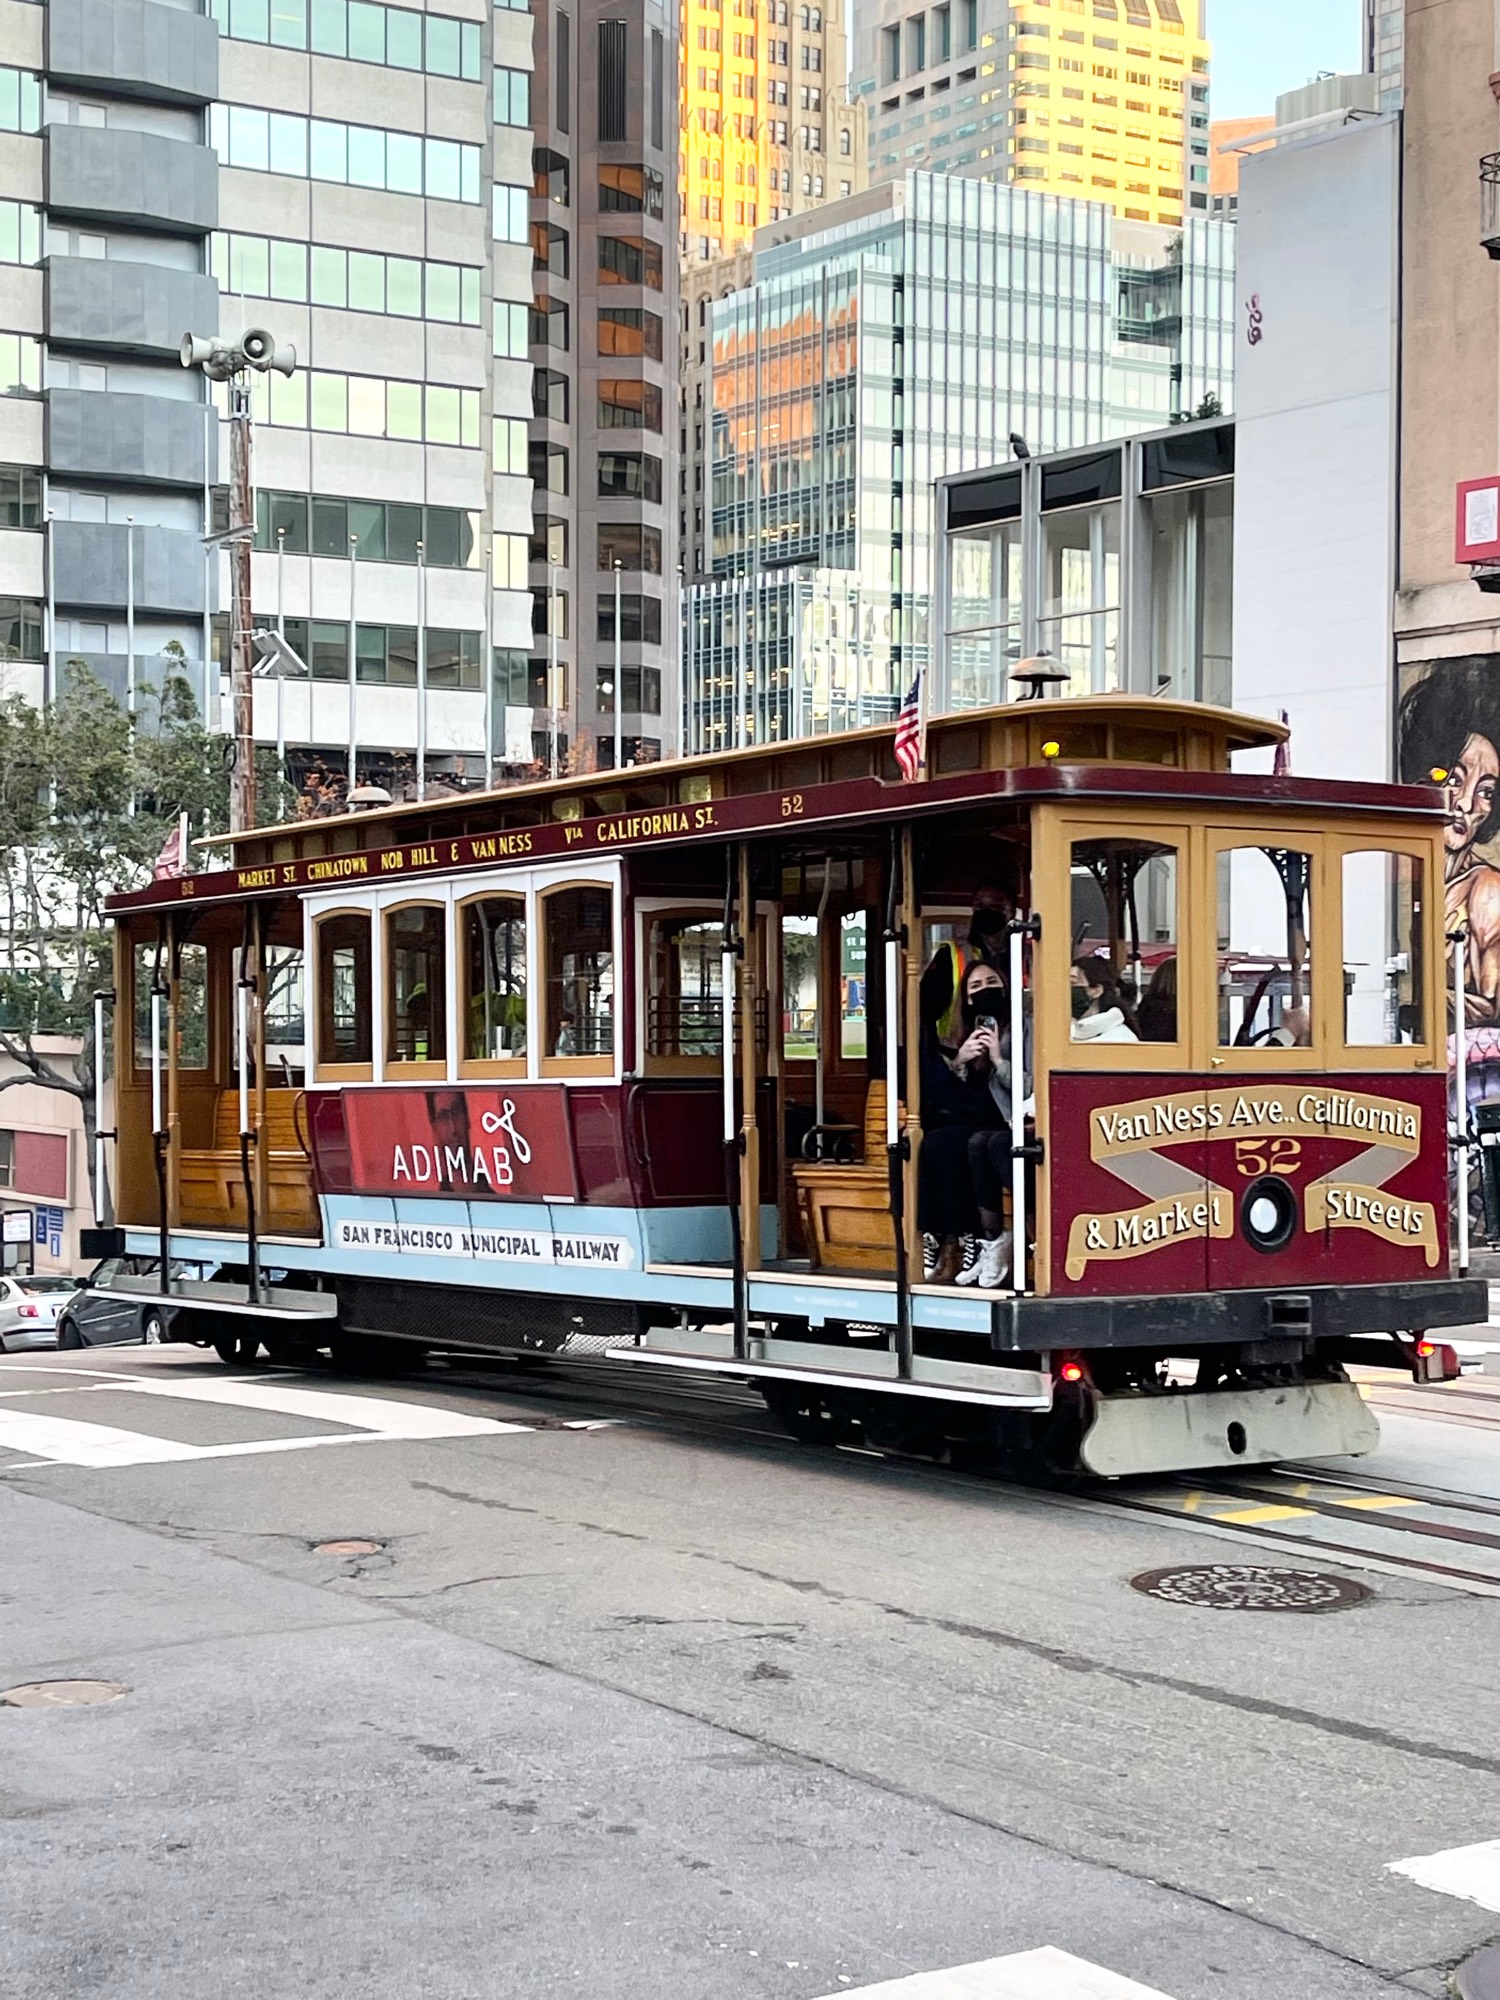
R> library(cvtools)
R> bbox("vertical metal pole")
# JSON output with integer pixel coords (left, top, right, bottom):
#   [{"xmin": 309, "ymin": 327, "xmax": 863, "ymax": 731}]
[
  {"xmin": 151, "ymin": 950, "xmax": 169, "ymax": 1293},
  {"xmin": 1456, "ymin": 934, "xmax": 1471, "ymax": 1277},
  {"xmin": 548, "ymin": 561, "xmax": 560, "ymax": 778},
  {"xmin": 1009, "ymin": 919, "xmax": 1029, "ymax": 1298},
  {"xmin": 347, "ymin": 533, "xmax": 358, "ymax": 791},
  {"xmin": 416, "ymin": 537, "xmax": 427, "ymax": 800},
  {"xmin": 275, "ymin": 526, "xmax": 287, "ymax": 803},
  {"xmin": 93, "ymin": 988, "xmax": 110, "ymax": 1225},
  {"xmin": 125, "ymin": 513, "xmax": 136, "ymax": 724},
  {"xmin": 613, "ymin": 558, "xmax": 623, "ymax": 772},
  {"xmin": 884, "ymin": 828, "xmax": 912, "ymax": 1378},
  {"xmin": 43, "ymin": 503, "xmax": 55, "ymax": 711},
  {"xmin": 238, "ymin": 907, "xmax": 261, "ymax": 1306},
  {"xmin": 229, "ymin": 381, "xmax": 256, "ymax": 832},
  {"xmin": 722, "ymin": 845, "xmax": 748, "ymax": 1360}
]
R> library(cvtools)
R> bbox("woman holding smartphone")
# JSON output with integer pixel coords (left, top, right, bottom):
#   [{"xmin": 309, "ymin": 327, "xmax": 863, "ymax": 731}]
[{"xmin": 918, "ymin": 959, "xmax": 1018, "ymax": 1290}]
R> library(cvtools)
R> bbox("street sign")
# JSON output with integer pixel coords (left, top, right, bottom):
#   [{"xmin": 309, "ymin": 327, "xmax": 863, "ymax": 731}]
[{"xmin": 1, "ymin": 1209, "xmax": 33, "ymax": 1244}]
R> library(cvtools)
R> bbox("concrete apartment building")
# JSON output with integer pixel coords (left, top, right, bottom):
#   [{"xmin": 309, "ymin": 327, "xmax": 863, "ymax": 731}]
[
  {"xmin": 1367, "ymin": 0, "xmax": 1405, "ymax": 108},
  {"xmin": 851, "ymin": 0, "xmax": 1211, "ymax": 228},
  {"xmin": 0, "ymin": 0, "xmax": 678, "ymax": 794}
]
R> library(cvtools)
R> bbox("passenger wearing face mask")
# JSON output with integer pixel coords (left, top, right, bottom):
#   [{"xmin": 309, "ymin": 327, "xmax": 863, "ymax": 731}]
[
  {"xmin": 1070, "ymin": 956, "xmax": 1139, "ymax": 1042},
  {"xmin": 919, "ymin": 960, "xmax": 1018, "ymax": 1290},
  {"xmin": 919, "ymin": 881, "xmax": 1016, "ymax": 1053}
]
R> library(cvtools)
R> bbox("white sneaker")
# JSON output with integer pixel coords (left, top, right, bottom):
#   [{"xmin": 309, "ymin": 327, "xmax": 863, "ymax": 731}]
[
  {"xmin": 974, "ymin": 1232, "xmax": 1012, "ymax": 1291},
  {"xmin": 922, "ymin": 1233, "xmax": 940, "ymax": 1281},
  {"xmin": 952, "ymin": 1235, "xmax": 982, "ymax": 1286}
]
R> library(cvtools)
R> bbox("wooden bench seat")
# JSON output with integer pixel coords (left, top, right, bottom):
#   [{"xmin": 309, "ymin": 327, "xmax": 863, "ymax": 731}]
[
  {"xmin": 178, "ymin": 1090, "xmax": 319, "ymax": 1237},
  {"xmin": 790, "ymin": 1080, "xmax": 899, "ymax": 1275}
]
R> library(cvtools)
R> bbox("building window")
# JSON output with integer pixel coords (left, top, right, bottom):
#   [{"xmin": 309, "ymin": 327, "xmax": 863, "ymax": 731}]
[
  {"xmin": 493, "ymin": 532, "xmax": 528, "ymax": 589},
  {"xmin": 529, "ymin": 443, "xmax": 569, "ymax": 495},
  {"xmin": 208, "ymin": 0, "xmax": 481, "ymax": 76},
  {"xmin": 209, "ymin": 104, "xmax": 480, "ymax": 201},
  {"xmin": 0, "ymin": 69, "xmax": 42, "ymax": 134},
  {"xmin": 651, "ymin": 27, "xmax": 665, "ymax": 148},
  {"xmin": 597, "ymin": 593, "xmax": 662, "ymax": 644},
  {"xmin": 0, "ymin": 334, "xmax": 42, "ymax": 397},
  {"xmin": 212, "ymin": 232, "xmax": 481, "ymax": 324},
  {"xmin": 599, "ymin": 236, "xmax": 664, "ymax": 288},
  {"xmin": 240, "ymin": 368, "xmax": 479, "ymax": 447},
  {"xmin": 599, "ymin": 19, "xmax": 629, "ymax": 140},
  {"xmin": 600, "ymin": 165, "xmax": 665, "ymax": 217},
  {"xmin": 0, "ymin": 596, "xmax": 42, "ymax": 662},
  {"xmin": 596, "ymin": 665, "xmax": 662, "ymax": 714},
  {"xmin": 598, "ymin": 380, "xmax": 663, "ymax": 431},
  {"xmin": 556, "ymin": 10, "xmax": 570, "ymax": 131},
  {"xmin": 0, "ymin": 466, "xmax": 41, "ymax": 530},
  {"xmin": 494, "ymin": 416, "xmax": 529, "ymax": 477},
  {"xmin": 0, "ymin": 201, "xmax": 42, "ymax": 266},
  {"xmin": 530, "ymin": 297, "xmax": 569, "ymax": 349},
  {"xmin": 598, "ymin": 305, "xmax": 664, "ymax": 360},
  {"xmin": 598, "ymin": 451, "xmax": 663, "ymax": 502},
  {"xmin": 532, "ymin": 368, "xmax": 568, "ymax": 422},
  {"xmin": 494, "ymin": 66, "xmax": 530, "ymax": 126},
  {"xmin": 254, "ymin": 491, "xmax": 478, "ymax": 567},
  {"xmin": 597, "ymin": 524, "xmax": 663, "ymax": 572},
  {"xmin": 493, "ymin": 300, "xmax": 529, "ymax": 359}
]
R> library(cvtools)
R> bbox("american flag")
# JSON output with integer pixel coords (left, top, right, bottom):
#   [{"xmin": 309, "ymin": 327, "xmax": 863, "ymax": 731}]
[{"xmin": 893, "ymin": 673, "xmax": 923, "ymax": 781}]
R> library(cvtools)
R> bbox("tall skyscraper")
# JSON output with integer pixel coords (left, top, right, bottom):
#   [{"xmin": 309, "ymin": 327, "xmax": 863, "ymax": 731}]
[
  {"xmin": 683, "ymin": 172, "xmax": 1234, "ymax": 750},
  {"xmin": 1365, "ymin": 0, "xmax": 1405, "ymax": 109},
  {"xmin": 852, "ymin": 0, "xmax": 1211, "ymax": 229},
  {"xmin": 679, "ymin": 0, "xmax": 867, "ymax": 265},
  {"xmin": 529, "ymin": 0, "xmax": 680, "ymax": 766}
]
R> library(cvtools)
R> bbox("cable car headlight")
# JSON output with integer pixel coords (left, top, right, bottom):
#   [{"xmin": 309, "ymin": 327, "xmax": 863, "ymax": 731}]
[{"xmin": 1241, "ymin": 1175, "xmax": 1297, "ymax": 1254}]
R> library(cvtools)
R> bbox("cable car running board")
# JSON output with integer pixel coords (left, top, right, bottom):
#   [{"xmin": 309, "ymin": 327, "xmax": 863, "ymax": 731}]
[
  {"xmin": 610, "ymin": 1328, "xmax": 1050, "ymax": 1408},
  {"xmin": 90, "ymin": 1277, "xmax": 338, "ymax": 1321}
]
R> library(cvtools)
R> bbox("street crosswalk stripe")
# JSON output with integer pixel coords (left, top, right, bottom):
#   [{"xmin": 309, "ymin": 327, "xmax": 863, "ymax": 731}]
[
  {"xmin": 811, "ymin": 1947, "xmax": 1176, "ymax": 1998},
  {"xmin": 109, "ymin": 1375, "xmax": 532, "ymax": 1438},
  {"xmin": 1388, "ymin": 1839, "xmax": 1500, "ymax": 1913},
  {"xmin": 0, "ymin": 1409, "xmax": 204, "ymax": 1468}
]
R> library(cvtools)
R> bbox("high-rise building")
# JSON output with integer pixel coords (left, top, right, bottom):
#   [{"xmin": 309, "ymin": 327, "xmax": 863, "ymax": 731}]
[
  {"xmin": 0, "ymin": 0, "xmax": 679, "ymax": 799},
  {"xmin": 678, "ymin": 0, "xmax": 866, "ymax": 266},
  {"xmin": 852, "ymin": 0, "xmax": 1211, "ymax": 227},
  {"xmin": 529, "ymin": 0, "xmax": 680, "ymax": 767},
  {"xmin": 1365, "ymin": 0, "xmax": 1405, "ymax": 110},
  {"xmin": 682, "ymin": 172, "xmax": 1233, "ymax": 750},
  {"xmin": 1206, "ymin": 115, "xmax": 1272, "ymax": 219}
]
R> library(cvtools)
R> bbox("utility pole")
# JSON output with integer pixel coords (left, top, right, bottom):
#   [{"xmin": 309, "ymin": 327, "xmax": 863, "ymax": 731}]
[{"xmin": 181, "ymin": 327, "xmax": 297, "ymax": 834}]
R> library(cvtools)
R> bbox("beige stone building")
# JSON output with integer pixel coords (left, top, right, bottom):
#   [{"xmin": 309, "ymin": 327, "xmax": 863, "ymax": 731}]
[{"xmin": 0, "ymin": 1036, "xmax": 92, "ymax": 1276}]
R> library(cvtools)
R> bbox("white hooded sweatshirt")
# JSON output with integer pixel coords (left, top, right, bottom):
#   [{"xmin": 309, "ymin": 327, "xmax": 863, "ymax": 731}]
[{"xmin": 1071, "ymin": 1007, "xmax": 1138, "ymax": 1044}]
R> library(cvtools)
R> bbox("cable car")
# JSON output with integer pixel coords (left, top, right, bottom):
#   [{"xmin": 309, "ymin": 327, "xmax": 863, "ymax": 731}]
[{"xmin": 92, "ymin": 694, "xmax": 1483, "ymax": 1476}]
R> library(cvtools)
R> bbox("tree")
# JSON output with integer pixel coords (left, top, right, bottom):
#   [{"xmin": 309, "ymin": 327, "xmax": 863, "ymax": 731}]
[{"xmin": 0, "ymin": 660, "xmax": 231, "ymax": 1218}]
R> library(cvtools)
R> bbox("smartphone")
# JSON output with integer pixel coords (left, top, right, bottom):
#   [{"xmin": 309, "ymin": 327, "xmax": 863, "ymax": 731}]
[{"xmin": 975, "ymin": 1014, "xmax": 998, "ymax": 1037}]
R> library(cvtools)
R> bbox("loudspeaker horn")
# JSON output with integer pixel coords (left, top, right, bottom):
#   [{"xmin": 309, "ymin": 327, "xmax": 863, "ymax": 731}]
[{"xmin": 241, "ymin": 327, "xmax": 297, "ymax": 376}]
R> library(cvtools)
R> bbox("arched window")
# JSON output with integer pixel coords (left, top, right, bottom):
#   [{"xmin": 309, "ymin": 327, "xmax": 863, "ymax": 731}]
[
  {"xmin": 315, "ymin": 911, "xmax": 372, "ymax": 1076},
  {"xmin": 459, "ymin": 893, "xmax": 528, "ymax": 1075},
  {"xmin": 541, "ymin": 882, "xmax": 615, "ymax": 1072},
  {"xmin": 385, "ymin": 904, "xmax": 447, "ymax": 1070}
]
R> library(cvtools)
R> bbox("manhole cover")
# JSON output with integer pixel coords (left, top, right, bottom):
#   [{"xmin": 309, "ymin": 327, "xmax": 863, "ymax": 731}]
[
  {"xmin": 1456, "ymin": 1942, "xmax": 1500, "ymax": 2000},
  {"xmin": 1129, "ymin": 1564, "xmax": 1371, "ymax": 1612},
  {"xmin": 313, "ymin": 1539, "xmax": 383, "ymax": 1557},
  {"xmin": 1, "ymin": 1680, "xmax": 129, "ymax": 1707}
]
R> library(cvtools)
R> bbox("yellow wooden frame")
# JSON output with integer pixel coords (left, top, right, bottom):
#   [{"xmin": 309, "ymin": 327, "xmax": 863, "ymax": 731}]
[
  {"xmin": 537, "ymin": 878, "xmax": 617, "ymax": 1079},
  {"xmin": 1327, "ymin": 829, "xmax": 1444, "ymax": 1074},
  {"xmin": 637, "ymin": 901, "xmax": 726, "ymax": 1079},
  {"xmin": 382, "ymin": 899, "xmax": 449, "ymax": 1081},
  {"xmin": 455, "ymin": 889, "xmax": 528, "ymax": 1082},
  {"xmin": 311, "ymin": 906, "xmax": 374, "ymax": 1084},
  {"xmin": 1199, "ymin": 823, "xmax": 1331, "ymax": 1074}
]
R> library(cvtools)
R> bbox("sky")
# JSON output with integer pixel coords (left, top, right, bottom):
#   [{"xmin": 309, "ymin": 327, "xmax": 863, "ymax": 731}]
[{"xmin": 1208, "ymin": 0, "xmax": 1364, "ymax": 120}]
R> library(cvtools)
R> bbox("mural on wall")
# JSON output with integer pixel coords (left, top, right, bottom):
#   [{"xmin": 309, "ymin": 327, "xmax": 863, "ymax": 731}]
[{"xmin": 1397, "ymin": 657, "xmax": 1500, "ymax": 1216}]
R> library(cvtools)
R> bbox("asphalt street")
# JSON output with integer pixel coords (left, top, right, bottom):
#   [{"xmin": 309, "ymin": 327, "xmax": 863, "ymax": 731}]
[{"xmin": 2, "ymin": 1344, "xmax": 1498, "ymax": 2000}]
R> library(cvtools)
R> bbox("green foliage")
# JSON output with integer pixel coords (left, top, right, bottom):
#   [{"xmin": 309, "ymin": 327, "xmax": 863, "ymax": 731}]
[{"xmin": 0, "ymin": 659, "xmax": 230, "ymax": 1039}]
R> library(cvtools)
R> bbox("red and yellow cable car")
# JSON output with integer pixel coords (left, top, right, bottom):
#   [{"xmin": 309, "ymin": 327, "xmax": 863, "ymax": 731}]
[{"xmin": 94, "ymin": 694, "xmax": 1482, "ymax": 1476}]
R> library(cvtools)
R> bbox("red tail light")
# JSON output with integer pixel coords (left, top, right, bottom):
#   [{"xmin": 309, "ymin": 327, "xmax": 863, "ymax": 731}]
[
  {"xmin": 15, "ymin": 1304, "xmax": 38, "ymax": 1319},
  {"xmin": 1058, "ymin": 1357, "xmax": 1085, "ymax": 1384},
  {"xmin": 1415, "ymin": 1339, "xmax": 1436, "ymax": 1357}
]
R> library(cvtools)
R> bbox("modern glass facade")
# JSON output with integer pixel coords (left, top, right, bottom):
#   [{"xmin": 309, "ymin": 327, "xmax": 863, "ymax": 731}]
[{"xmin": 682, "ymin": 172, "xmax": 1233, "ymax": 750}]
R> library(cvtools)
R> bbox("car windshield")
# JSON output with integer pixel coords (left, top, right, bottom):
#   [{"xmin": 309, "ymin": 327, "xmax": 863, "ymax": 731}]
[{"xmin": 18, "ymin": 1278, "xmax": 78, "ymax": 1294}]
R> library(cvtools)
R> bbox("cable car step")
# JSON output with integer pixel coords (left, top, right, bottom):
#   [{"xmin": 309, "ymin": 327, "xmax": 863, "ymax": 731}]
[
  {"xmin": 92, "ymin": 1277, "xmax": 338, "ymax": 1321},
  {"xmin": 610, "ymin": 1327, "xmax": 1050, "ymax": 1408}
]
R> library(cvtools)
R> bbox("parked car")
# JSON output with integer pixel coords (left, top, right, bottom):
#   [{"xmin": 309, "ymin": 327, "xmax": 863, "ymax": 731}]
[
  {"xmin": 0, "ymin": 1274, "xmax": 81, "ymax": 1352},
  {"xmin": 56, "ymin": 1257, "xmax": 214, "ymax": 1349}
]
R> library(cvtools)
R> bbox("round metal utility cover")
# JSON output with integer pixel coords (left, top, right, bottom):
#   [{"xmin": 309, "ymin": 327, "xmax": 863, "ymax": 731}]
[
  {"xmin": 314, "ymin": 1539, "xmax": 384, "ymax": 1557},
  {"xmin": 1, "ymin": 1680, "xmax": 129, "ymax": 1707},
  {"xmin": 1456, "ymin": 1944, "xmax": 1500, "ymax": 2000},
  {"xmin": 1129, "ymin": 1564, "xmax": 1371, "ymax": 1613}
]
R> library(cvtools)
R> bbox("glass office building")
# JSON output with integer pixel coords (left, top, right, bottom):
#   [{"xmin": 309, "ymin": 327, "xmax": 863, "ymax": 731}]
[{"xmin": 681, "ymin": 172, "xmax": 1232, "ymax": 750}]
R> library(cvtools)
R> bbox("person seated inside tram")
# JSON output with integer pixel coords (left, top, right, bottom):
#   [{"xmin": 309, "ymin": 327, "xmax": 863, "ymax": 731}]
[
  {"xmin": 918, "ymin": 959, "xmax": 1020, "ymax": 1290},
  {"xmin": 1070, "ymin": 956, "xmax": 1139, "ymax": 1043},
  {"xmin": 1267, "ymin": 1000, "xmax": 1312, "ymax": 1047},
  {"xmin": 919, "ymin": 879, "xmax": 1016, "ymax": 1052},
  {"xmin": 1136, "ymin": 956, "xmax": 1176, "ymax": 1042}
]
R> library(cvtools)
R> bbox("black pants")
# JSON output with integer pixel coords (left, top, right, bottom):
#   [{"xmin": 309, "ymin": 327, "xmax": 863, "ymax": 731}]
[{"xmin": 918, "ymin": 1123, "xmax": 1011, "ymax": 1236}]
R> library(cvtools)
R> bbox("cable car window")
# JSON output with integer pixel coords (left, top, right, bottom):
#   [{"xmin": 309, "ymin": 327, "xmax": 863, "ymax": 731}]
[
  {"xmin": 1217, "ymin": 847, "xmax": 1313, "ymax": 1048},
  {"xmin": 646, "ymin": 913, "xmax": 723, "ymax": 1056},
  {"xmin": 1343, "ymin": 850, "xmax": 1425, "ymax": 1045},
  {"xmin": 263, "ymin": 944, "xmax": 306, "ymax": 1086},
  {"xmin": 1069, "ymin": 837, "xmax": 1177, "ymax": 1042},
  {"xmin": 840, "ymin": 913, "xmax": 867, "ymax": 1057},
  {"xmin": 782, "ymin": 915, "xmax": 818, "ymax": 1060},
  {"xmin": 386, "ymin": 905, "xmax": 446, "ymax": 1065},
  {"xmin": 136, "ymin": 941, "xmax": 209, "ymax": 1073},
  {"xmin": 317, "ymin": 912, "xmax": 371, "ymax": 1067},
  {"xmin": 544, "ymin": 885, "xmax": 614, "ymax": 1059},
  {"xmin": 461, "ymin": 896, "xmax": 527, "ymax": 1061}
]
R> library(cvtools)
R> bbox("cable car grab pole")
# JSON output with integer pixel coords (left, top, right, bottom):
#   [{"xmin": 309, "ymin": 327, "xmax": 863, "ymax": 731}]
[
  {"xmin": 1009, "ymin": 914, "xmax": 1042, "ymax": 1300},
  {"xmin": 239, "ymin": 904, "xmax": 261, "ymax": 1308},
  {"xmin": 1455, "ymin": 931, "xmax": 1471, "ymax": 1278},
  {"xmin": 722, "ymin": 843, "xmax": 748, "ymax": 1360},
  {"xmin": 885, "ymin": 826, "xmax": 912, "ymax": 1379}
]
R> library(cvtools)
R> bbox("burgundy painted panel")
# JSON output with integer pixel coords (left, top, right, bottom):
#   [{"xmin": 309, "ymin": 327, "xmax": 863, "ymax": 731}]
[
  {"xmin": 311, "ymin": 1084, "xmax": 578, "ymax": 1203},
  {"xmin": 568, "ymin": 1090, "xmax": 633, "ymax": 1207},
  {"xmin": 13, "ymin": 1130, "xmax": 67, "ymax": 1200},
  {"xmin": 1048, "ymin": 1071, "xmax": 1449, "ymax": 1299}
]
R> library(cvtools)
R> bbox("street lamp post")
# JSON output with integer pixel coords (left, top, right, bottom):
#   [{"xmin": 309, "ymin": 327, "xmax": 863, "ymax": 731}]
[
  {"xmin": 180, "ymin": 327, "xmax": 297, "ymax": 833},
  {"xmin": 613, "ymin": 557, "xmax": 623, "ymax": 775},
  {"xmin": 416, "ymin": 537, "xmax": 427, "ymax": 801},
  {"xmin": 347, "ymin": 532, "xmax": 359, "ymax": 795}
]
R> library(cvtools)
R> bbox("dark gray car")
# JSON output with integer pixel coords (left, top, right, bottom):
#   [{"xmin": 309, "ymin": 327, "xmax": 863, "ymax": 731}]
[{"xmin": 56, "ymin": 1258, "xmax": 215, "ymax": 1348}]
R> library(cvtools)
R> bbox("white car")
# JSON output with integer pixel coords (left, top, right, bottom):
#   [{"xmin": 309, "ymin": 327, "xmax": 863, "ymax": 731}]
[{"xmin": 0, "ymin": 1275, "xmax": 80, "ymax": 1352}]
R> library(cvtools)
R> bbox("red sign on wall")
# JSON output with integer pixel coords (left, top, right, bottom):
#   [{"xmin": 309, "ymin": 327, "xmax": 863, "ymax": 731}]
[
  {"xmin": 1456, "ymin": 476, "xmax": 1500, "ymax": 565},
  {"xmin": 309, "ymin": 1086, "xmax": 578, "ymax": 1204}
]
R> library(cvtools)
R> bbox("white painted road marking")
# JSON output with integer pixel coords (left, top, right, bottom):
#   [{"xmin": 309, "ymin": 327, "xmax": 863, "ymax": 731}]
[
  {"xmin": 813, "ymin": 1948, "xmax": 1176, "ymax": 1998},
  {"xmin": 108, "ymin": 1374, "xmax": 532, "ymax": 1438},
  {"xmin": 1388, "ymin": 1839, "xmax": 1500, "ymax": 1913}
]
